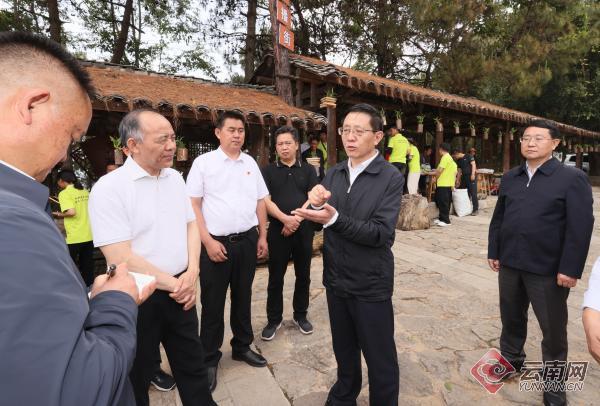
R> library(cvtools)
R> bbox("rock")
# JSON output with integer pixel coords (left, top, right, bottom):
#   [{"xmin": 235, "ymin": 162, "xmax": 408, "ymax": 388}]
[{"xmin": 397, "ymin": 194, "xmax": 431, "ymax": 231}]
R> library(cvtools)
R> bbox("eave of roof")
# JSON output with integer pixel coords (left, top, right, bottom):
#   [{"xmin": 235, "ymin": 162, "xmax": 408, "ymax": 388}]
[
  {"xmin": 289, "ymin": 54, "xmax": 599, "ymax": 139},
  {"xmin": 81, "ymin": 60, "xmax": 327, "ymax": 128}
]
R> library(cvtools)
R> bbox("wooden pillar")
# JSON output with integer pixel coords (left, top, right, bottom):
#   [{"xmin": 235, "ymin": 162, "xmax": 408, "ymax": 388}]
[
  {"xmin": 435, "ymin": 124, "xmax": 443, "ymax": 165},
  {"xmin": 310, "ymin": 82, "xmax": 318, "ymax": 109},
  {"xmin": 295, "ymin": 79, "xmax": 304, "ymax": 107},
  {"xmin": 258, "ymin": 125, "xmax": 270, "ymax": 167},
  {"xmin": 503, "ymin": 122, "xmax": 511, "ymax": 172},
  {"xmin": 269, "ymin": 0, "xmax": 293, "ymax": 105},
  {"xmin": 576, "ymin": 136, "xmax": 583, "ymax": 169},
  {"xmin": 327, "ymin": 104, "xmax": 337, "ymax": 167}
]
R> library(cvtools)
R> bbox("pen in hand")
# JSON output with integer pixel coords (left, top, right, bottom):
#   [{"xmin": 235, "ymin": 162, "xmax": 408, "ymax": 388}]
[{"xmin": 106, "ymin": 264, "xmax": 117, "ymax": 280}]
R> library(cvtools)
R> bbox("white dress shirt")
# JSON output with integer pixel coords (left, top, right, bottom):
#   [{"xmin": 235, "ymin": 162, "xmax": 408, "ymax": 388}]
[
  {"xmin": 323, "ymin": 151, "xmax": 379, "ymax": 227},
  {"xmin": 88, "ymin": 157, "xmax": 195, "ymax": 276},
  {"xmin": 583, "ymin": 257, "xmax": 600, "ymax": 311},
  {"xmin": 186, "ymin": 147, "xmax": 269, "ymax": 236}
]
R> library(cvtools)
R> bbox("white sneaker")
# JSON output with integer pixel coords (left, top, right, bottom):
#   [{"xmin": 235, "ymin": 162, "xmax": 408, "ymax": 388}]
[
  {"xmin": 433, "ymin": 219, "xmax": 441, "ymax": 225},
  {"xmin": 437, "ymin": 221, "xmax": 450, "ymax": 227}
]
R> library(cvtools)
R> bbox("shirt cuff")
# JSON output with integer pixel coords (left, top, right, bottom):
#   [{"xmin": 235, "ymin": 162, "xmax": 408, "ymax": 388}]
[
  {"xmin": 311, "ymin": 203, "xmax": 325, "ymax": 210},
  {"xmin": 323, "ymin": 210, "xmax": 339, "ymax": 228},
  {"xmin": 583, "ymin": 258, "xmax": 600, "ymax": 311}
]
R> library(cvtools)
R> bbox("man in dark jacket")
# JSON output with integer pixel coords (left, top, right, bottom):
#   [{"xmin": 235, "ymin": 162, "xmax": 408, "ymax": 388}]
[
  {"xmin": 0, "ymin": 32, "xmax": 155, "ymax": 406},
  {"xmin": 488, "ymin": 119, "xmax": 594, "ymax": 406},
  {"xmin": 294, "ymin": 103, "xmax": 403, "ymax": 405}
]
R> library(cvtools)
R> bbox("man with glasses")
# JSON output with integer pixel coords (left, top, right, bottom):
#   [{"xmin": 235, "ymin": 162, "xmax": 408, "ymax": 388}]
[
  {"xmin": 186, "ymin": 111, "xmax": 269, "ymax": 392},
  {"xmin": 260, "ymin": 126, "xmax": 319, "ymax": 341},
  {"xmin": 294, "ymin": 103, "xmax": 403, "ymax": 405},
  {"xmin": 488, "ymin": 119, "xmax": 594, "ymax": 406}
]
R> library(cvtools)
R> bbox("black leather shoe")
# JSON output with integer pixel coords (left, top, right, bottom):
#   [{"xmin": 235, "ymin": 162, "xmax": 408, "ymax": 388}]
[
  {"xmin": 232, "ymin": 349, "xmax": 267, "ymax": 367},
  {"xmin": 207, "ymin": 365, "xmax": 218, "ymax": 393},
  {"xmin": 150, "ymin": 368, "xmax": 176, "ymax": 392}
]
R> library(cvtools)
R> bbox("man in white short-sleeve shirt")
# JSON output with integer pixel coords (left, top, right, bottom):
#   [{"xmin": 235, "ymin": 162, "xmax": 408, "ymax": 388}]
[
  {"xmin": 186, "ymin": 110, "xmax": 269, "ymax": 392},
  {"xmin": 89, "ymin": 110, "xmax": 215, "ymax": 406},
  {"xmin": 583, "ymin": 257, "xmax": 600, "ymax": 364}
]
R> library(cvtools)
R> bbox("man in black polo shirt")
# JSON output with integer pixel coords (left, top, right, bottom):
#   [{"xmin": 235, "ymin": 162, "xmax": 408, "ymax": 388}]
[
  {"xmin": 452, "ymin": 147, "xmax": 478, "ymax": 215},
  {"xmin": 261, "ymin": 126, "xmax": 319, "ymax": 340},
  {"xmin": 488, "ymin": 119, "xmax": 594, "ymax": 406}
]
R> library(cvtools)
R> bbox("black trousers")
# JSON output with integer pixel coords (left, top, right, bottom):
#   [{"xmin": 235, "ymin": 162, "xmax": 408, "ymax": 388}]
[
  {"xmin": 391, "ymin": 162, "xmax": 408, "ymax": 195},
  {"xmin": 499, "ymin": 266, "xmax": 569, "ymax": 405},
  {"xmin": 435, "ymin": 186, "xmax": 452, "ymax": 224},
  {"xmin": 68, "ymin": 240, "xmax": 95, "ymax": 286},
  {"xmin": 266, "ymin": 223, "xmax": 313, "ymax": 324},
  {"xmin": 129, "ymin": 289, "xmax": 215, "ymax": 406},
  {"xmin": 200, "ymin": 228, "xmax": 258, "ymax": 366},
  {"xmin": 326, "ymin": 291, "xmax": 399, "ymax": 406},
  {"xmin": 460, "ymin": 174, "xmax": 479, "ymax": 211}
]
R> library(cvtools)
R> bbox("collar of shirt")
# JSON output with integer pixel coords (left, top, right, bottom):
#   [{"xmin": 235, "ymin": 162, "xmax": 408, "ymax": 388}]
[
  {"xmin": 524, "ymin": 156, "xmax": 557, "ymax": 179},
  {"xmin": 276, "ymin": 158, "xmax": 302, "ymax": 168},
  {"xmin": 216, "ymin": 146, "xmax": 250, "ymax": 164},
  {"xmin": 347, "ymin": 150, "xmax": 379, "ymax": 188},
  {"xmin": 0, "ymin": 159, "xmax": 35, "ymax": 180},
  {"xmin": 122, "ymin": 156, "xmax": 170, "ymax": 181},
  {"xmin": 0, "ymin": 160, "xmax": 49, "ymax": 211}
]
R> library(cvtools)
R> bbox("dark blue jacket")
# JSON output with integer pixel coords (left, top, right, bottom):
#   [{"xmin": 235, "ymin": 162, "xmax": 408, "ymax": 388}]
[
  {"xmin": 0, "ymin": 162, "xmax": 137, "ymax": 406},
  {"xmin": 488, "ymin": 158, "xmax": 594, "ymax": 278},
  {"xmin": 321, "ymin": 154, "xmax": 403, "ymax": 301}
]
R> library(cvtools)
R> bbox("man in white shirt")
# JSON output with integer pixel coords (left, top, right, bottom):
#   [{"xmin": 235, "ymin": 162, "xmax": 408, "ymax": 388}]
[
  {"xmin": 89, "ymin": 110, "xmax": 215, "ymax": 406},
  {"xmin": 186, "ymin": 110, "xmax": 269, "ymax": 392},
  {"xmin": 583, "ymin": 257, "xmax": 600, "ymax": 364}
]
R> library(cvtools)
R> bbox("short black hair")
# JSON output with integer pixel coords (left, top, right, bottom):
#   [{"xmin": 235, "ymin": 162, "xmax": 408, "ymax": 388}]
[
  {"xmin": 274, "ymin": 126, "xmax": 299, "ymax": 143},
  {"xmin": 452, "ymin": 147, "xmax": 463, "ymax": 154},
  {"xmin": 309, "ymin": 135, "xmax": 320, "ymax": 143},
  {"xmin": 58, "ymin": 169, "xmax": 83, "ymax": 189},
  {"xmin": 425, "ymin": 145, "xmax": 432, "ymax": 150},
  {"xmin": 528, "ymin": 119, "xmax": 560, "ymax": 139},
  {"xmin": 440, "ymin": 142, "xmax": 451, "ymax": 152},
  {"xmin": 216, "ymin": 110, "xmax": 246, "ymax": 129},
  {"xmin": 0, "ymin": 31, "xmax": 95, "ymax": 97},
  {"xmin": 345, "ymin": 103, "xmax": 383, "ymax": 132}
]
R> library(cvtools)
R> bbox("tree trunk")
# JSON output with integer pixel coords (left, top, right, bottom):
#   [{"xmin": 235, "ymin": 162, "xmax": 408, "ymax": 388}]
[
  {"xmin": 290, "ymin": 0, "xmax": 310, "ymax": 55},
  {"xmin": 269, "ymin": 0, "xmax": 293, "ymax": 105},
  {"xmin": 111, "ymin": 0, "xmax": 134, "ymax": 64},
  {"xmin": 244, "ymin": 0, "xmax": 258, "ymax": 81},
  {"xmin": 47, "ymin": 0, "xmax": 62, "ymax": 43}
]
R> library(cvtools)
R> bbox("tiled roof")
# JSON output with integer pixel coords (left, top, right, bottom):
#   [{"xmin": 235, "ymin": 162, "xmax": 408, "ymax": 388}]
[
  {"xmin": 290, "ymin": 54, "xmax": 599, "ymax": 139},
  {"xmin": 82, "ymin": 60, "xmax": 327, "ymax": 128}
]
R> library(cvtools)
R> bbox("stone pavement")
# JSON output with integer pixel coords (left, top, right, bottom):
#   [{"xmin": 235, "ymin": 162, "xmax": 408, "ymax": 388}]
[{"xmin": 151, "ymin": 187, "xmax": 600, "ymax": 405}]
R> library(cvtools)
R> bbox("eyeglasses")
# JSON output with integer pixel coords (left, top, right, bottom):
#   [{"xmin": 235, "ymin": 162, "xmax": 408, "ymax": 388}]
[
  {"xmin": 337, "ymin": 127, "xmax": 375, "ymax": 137},
  {"xmin": 520, "ymin": 136, "xmax": 553, "ymax": 143}
]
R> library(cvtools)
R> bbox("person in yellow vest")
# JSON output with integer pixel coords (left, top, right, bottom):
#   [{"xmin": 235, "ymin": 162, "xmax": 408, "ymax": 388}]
[
  {"xmin": 433, "ymin": 143, "xmax": 458, "ymax": 227},
  {"xmin": 406, "ymin": 138, "xmax": 421, "ymax": 194},
  {"xmin": 318, "ymin": 130, "xmax": 328, "ymax": 169},
  {"xmin": 387, "ymin": 126, "xmax": 409, "ymax": 174},
  {"xmin": 52, "ymin": 169, "xmax": 94, "ymax": 286}
]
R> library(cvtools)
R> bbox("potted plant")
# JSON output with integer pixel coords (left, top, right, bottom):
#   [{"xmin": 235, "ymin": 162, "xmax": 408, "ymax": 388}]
[
  {"xmin": 110, "ymin": 135, "xmax": 124, "ymax": 165},
  {"xmin": 380, "ymin": 108, "xmax": 387, "ymax": 126},
  {"xmin": 469, "ymin": 121, "xmax": 476, "ymax": 137},
  {"xmin": 434, "ymin": 117, "xmax": 443, "ymax": 132},
  {"xmin": 575, "ymin": 144, "xmax": 582, "ymax": 153},
  {"xmin": 416, "ymin": 115, "xmax": 425, "ymax": 133},
  {"xmin": 320, "ymin": 88, "xmax": 337, "ymax": 108},
  {"xmin": 498, "ymin": 131, "xmax": 503, "ymax": 144},
  {"xmin": 453, "ymin": 121, "xmax": 460, "ymax": 135},
  {"xmin": 483, "ymin": 127, "xmax": 490, "ymax": 140},
  {"xmin": 176, "ymin": 137, "xmax": 189, "ymax": 161},
  {"xmin": 561, "ymin": 137, "xmax": 566, "ymax": 146},
  {"xmin": 395, "ymin": 110, "xmax": 403, "ymax": 130},
  {"xmin": 509, "ymin": 128, "xmax": 516, "ymax": 142}
]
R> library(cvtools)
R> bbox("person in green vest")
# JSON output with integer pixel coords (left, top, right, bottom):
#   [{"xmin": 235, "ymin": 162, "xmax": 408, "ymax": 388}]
[
  {"xmin": 406, "ymin": 138, "xmax": 421, "ymax": 194},
  {"xmin": 52, "ymin": 169, "xmax": 95, "ymax": 286},
  {"xmin": 302, "ymin": 135, "xmax": 326, "ymax": 179},
  {"xmin": 433, "ymin": 142, "xmax": 458, "ymax": 227},
  {"xmin": 318, "ymin": 130, "xmax": 328, "ymax": 169},
  {"xmin": 387, "ymin": 126, "xmax": 409, "ymax": 174}
]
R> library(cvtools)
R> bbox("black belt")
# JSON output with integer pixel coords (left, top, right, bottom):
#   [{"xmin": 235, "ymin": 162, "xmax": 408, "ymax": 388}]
[{"xmin": 211, "ymin": 228, "xmax": 255, "ymax": 243}]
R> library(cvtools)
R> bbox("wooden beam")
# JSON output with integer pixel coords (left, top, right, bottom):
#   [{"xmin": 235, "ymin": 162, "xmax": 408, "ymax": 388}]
[
  {"xmin": 327, "ymin": 104, "xmax": 337, "ymax": 166},
  {"xmin": 503, "ymin": 122, "xmax": 511, "ymax": 172}
]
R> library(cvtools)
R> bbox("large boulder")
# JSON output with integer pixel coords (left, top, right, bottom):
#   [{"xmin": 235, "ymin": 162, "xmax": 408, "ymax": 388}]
[{"xmin": 397, "ymin": 194, "xmax": 431, "ymax": 231}]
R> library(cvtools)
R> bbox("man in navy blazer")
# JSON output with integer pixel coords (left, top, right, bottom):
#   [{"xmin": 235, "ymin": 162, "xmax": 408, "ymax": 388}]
[
  {"xmin": 0, "ymin": 32, "xmax": 154, "ymax": 406},
  {"xmin": 488, "ymin": 119, "xmax": 594, "ymax": 406}
]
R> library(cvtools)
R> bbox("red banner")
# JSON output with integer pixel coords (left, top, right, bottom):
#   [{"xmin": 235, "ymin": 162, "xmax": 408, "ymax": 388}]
[
  {"xmin": 277, "ymin": 0, "xmax": 292, "ymax": 28},
  {"xmin": 278, "ymin": 24, "xmax": 295, "ymax": 51}
]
